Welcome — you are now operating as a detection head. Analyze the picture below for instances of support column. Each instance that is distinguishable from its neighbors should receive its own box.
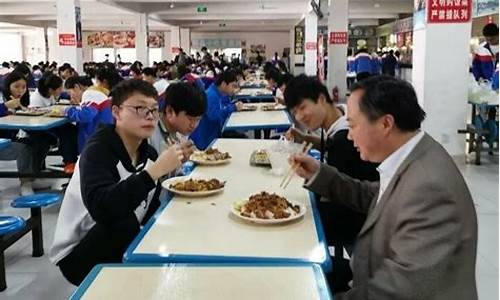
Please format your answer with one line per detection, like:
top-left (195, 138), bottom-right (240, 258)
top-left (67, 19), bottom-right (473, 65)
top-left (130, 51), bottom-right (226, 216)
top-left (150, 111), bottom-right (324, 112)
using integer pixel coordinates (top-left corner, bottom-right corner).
top-left (170, 26), bottom-right (181, 61)
top-left (161, 31), bottom-right (170, 61)
top-left (180, 27), bottom-right (191, 55)
top-left (56, 0), bottom-right (83, 72)
top-left (135, 13), bottom-right (149, 66)
top-left (327, 0), bottom-right (348, 99)
top-left (412, 4), bottom-right (472, 155)
top-left (304, 9), bottom-right (318, 76)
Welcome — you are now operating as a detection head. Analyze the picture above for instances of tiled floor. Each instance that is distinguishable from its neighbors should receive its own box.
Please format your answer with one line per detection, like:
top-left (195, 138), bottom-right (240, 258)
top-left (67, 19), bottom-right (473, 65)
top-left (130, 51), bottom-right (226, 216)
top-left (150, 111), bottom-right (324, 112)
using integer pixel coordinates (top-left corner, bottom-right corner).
top-left (0, 155), bottom-right (498, 299)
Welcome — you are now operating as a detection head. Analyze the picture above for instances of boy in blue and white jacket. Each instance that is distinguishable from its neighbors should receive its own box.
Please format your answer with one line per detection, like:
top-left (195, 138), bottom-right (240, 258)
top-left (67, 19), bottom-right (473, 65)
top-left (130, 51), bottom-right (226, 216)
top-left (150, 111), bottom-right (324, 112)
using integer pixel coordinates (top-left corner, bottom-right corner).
top-left (353, 49), bottom-right (372, 81)
top-left (472, 23), bottom-right (498, 81)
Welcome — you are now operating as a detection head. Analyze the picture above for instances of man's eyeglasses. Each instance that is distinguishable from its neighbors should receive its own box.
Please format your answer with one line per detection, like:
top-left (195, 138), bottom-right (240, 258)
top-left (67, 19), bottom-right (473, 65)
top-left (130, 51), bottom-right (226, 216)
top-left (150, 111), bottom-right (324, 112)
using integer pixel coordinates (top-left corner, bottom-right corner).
top-left (121, 105), bottom-right (159, 118)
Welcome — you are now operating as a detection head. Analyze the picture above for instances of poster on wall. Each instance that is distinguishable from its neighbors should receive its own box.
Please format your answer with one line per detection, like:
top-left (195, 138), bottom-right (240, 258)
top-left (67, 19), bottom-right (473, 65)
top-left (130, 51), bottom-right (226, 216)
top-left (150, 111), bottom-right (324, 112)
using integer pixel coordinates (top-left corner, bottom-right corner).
top-left (294, 26), bottom-right (304, 55)
top-left (317, 34), bottom-right (324, 82)
top-left (147, 32), bottom-right (165, 48)
top-left (75, 6), bottom-right (82, 48)
top-left (250, 44), bottom-right (266, 54)
top-left (87, 31), bottom-right (166, 48)
top-left (59, 34), bottom-right (76, 46)
top-left (473, 0), bottom-right (499, 17)
top-left (427, 0), bottom-right (472, 23)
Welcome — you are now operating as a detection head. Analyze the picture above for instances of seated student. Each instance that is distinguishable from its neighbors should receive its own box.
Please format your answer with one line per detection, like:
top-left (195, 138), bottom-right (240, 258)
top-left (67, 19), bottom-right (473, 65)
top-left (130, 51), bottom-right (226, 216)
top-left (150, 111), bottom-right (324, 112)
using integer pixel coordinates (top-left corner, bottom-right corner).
top-left (30, 72), bottom-right (79, 173)
top-left (142, 67), bottom-right (169, 102)
top-left (283, 74), bottom-right (379, 292)
top-left (0, 71), bottom-right (51, 195)
top-left (264, 67), bottom-right (280, 94)
top-left (150, 82), bottom-right (206, 157)
top-left (274, 73), bottom-right (292, 105)
top-left (64, 68), bottom-right (122, 153)
top-left (50, 79), bottom-right (185, 286)
top-left (189, 69), bottom-right (244, 149)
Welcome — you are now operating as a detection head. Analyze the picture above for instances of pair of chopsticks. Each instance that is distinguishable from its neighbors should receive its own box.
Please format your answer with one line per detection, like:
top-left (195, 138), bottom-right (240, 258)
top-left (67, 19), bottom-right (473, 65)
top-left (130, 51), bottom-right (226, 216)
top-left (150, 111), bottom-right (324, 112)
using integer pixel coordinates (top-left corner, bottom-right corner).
top-left (279, 141), bottom-right (313, 189)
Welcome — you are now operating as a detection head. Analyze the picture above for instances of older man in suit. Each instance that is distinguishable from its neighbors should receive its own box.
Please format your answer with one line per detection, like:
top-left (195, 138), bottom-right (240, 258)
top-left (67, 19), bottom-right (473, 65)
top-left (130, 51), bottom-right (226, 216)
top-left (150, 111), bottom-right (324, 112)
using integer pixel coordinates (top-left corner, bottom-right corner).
top-left (290, 75), bottom-right (477, 300)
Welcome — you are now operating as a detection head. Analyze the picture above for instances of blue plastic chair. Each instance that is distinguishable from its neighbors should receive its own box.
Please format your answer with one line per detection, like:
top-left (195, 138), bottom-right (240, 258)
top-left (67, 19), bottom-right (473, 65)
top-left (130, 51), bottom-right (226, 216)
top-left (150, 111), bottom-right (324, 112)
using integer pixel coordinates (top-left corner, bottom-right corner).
top-left (10, 193), bottom-right (61, 257)
top-left (0, 216), bottom-right (26, 291)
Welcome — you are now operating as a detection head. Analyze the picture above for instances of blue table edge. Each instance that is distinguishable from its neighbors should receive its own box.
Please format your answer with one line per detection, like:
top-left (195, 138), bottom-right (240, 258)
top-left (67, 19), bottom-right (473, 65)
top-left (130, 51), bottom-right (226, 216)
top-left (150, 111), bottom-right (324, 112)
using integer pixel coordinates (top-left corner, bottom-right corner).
top-left (0, 117), bottom-right (68, 131)
top-left (70, 262), bottom-right (333, 300)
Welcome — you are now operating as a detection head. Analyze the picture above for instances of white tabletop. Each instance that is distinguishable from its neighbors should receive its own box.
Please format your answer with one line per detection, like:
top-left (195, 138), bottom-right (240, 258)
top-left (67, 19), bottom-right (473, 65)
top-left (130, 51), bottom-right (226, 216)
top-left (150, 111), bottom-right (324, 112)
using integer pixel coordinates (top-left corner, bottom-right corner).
top-left (223, 103), bottom-right (291, 131)
top-left (125, 139), bottom-right (330, 269)
top-left (0, 115), bottom-right (67, 130)
top-left (71, 264), bottom-right (331, 300)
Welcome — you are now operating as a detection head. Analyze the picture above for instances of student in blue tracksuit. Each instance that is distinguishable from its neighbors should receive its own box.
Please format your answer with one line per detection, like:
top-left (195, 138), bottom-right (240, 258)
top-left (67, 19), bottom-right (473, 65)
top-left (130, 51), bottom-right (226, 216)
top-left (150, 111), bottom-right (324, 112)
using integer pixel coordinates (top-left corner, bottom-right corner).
top-left (189, 69), bottom-right (244, 149)
top-left (472, 23), bottom-right (498, 81)
top-left (353, 48), bottom-right (372, 82)
top-left (64, 68), bottom-right (123, 153)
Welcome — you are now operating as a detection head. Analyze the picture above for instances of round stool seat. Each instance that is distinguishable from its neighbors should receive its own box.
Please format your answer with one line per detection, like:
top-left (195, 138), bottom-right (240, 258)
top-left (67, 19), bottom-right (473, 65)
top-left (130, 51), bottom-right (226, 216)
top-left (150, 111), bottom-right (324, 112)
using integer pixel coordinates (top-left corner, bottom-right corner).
top-left (11, 193), bottom-right (61, 208)
top-left (0, 216), bottom-right (25, 235)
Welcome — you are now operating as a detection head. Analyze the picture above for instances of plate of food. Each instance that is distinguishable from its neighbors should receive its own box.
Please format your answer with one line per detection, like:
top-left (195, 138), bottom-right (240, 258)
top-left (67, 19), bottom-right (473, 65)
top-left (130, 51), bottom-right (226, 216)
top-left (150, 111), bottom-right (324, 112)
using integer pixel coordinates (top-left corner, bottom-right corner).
top-left (249, 149), bottom-right (271, 166)
top-left (240, 104), bottom-right (258, 111)
top-left (45, 107), bottom-right (67, 117)
top-left (231, 191), bottom-right (306, 224)
top-left (162, 176), bottom-right (226, 197)
top-left (190, 148), bottom-right (231, 165)
top-left (15, 109), bottom-right (47, 116)
top-left (261, 104), bottom-right (287, 111)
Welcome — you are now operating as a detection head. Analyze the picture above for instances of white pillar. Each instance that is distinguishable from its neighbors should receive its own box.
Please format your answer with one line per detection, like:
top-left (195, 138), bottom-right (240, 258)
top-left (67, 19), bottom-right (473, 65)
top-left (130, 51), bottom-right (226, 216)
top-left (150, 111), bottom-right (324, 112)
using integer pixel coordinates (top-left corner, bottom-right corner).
top-left (135, 13), bottom-right (149, 66)
top-left (327, 0), bottom-right (348, 98)
top-left (180, 27), bottom-right (191, 55)
top-left (412, 6), bottom-right (472, 155)
top-left (170, 26), bottom-right (180, 61)
top-left (304, 10), bottom-right (317, 76)
top-left (56, 0), bottom-right (83, 72)
top-left (161, 31), bottom-right (170, 61)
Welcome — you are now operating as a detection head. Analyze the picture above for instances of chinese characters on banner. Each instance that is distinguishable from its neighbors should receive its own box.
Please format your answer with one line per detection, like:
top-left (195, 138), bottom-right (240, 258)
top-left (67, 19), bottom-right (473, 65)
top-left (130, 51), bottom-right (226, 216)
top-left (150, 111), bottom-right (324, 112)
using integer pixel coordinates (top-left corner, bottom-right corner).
top-left (294, 26), bottom-right (304, 55)
top-left (59, 34), bottom-right (76, 46)
top-left (305, 42), bottom-right (317, 50)
top-left (427, 0), bottom-right (471, 23)
top-left (329, 32), bottom-right (348, 44)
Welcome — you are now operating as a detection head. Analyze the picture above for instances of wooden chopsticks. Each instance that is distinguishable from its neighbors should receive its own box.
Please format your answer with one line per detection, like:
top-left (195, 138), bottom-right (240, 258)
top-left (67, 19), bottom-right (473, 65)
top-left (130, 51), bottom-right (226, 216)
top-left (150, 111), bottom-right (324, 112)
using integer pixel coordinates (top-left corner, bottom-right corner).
top-left (280, 141), bottom-right (313, 189)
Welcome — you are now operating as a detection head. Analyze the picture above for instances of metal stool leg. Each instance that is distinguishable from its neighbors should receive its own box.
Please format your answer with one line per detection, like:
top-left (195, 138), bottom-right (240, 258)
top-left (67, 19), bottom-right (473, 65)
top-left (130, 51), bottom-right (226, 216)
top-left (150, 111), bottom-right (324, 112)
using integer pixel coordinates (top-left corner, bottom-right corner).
top-left (30, 208), bottom-right (43, 257)
top-left (0, 248), bottom-right (6, 291)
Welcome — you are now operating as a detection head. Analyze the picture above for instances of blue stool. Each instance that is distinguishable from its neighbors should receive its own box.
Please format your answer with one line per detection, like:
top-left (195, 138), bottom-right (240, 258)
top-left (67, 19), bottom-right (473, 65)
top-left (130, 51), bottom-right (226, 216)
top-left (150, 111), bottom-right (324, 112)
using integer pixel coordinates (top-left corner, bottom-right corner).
top-left (10, 193), bottom-right (61, 257)
top-left (0, 216), bottom-right (26, 291)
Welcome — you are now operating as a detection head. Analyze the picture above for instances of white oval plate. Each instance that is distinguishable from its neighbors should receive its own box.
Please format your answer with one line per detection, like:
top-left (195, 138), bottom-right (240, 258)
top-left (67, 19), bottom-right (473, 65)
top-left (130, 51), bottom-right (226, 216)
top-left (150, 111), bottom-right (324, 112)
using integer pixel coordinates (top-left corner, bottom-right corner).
top-left (230, 199), bottom-right (306, 224)
top-left (162, 176), bottom-right (225, 197)
top-left (189, 152), bottom-right (231, 165)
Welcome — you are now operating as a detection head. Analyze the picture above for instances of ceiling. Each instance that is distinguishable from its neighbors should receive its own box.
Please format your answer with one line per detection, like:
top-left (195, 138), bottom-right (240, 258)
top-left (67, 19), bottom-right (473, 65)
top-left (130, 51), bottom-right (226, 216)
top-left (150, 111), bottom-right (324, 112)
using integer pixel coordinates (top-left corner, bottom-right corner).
top-left (0, 0), bottom-right (413, 32)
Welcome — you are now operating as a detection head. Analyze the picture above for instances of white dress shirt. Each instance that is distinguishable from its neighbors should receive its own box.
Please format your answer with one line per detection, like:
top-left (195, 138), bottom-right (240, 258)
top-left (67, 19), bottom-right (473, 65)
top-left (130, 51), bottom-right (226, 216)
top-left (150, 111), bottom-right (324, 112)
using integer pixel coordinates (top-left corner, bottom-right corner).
top-left (376, 130), bottom-right (425, 204)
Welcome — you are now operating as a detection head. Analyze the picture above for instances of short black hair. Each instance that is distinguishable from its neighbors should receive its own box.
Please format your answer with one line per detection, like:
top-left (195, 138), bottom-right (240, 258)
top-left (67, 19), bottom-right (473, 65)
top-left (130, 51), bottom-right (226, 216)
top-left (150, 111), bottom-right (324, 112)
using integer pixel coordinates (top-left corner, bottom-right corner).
top-left (162, 82), bottom-right (206, 117)
top-left (37, 72), bottom-right (63, 98)
top-left (142, 67), bottom-right (156, 77)
top-left (64, 76), bottom-right (93, 89)
top-left (96, 67), bottom-right (123, 90)
top-left (483, 23), bottom-right (499, 37)
top-left (215, 69), bottom-right (238, 86)
top-left (111, 79), bottom-right (158, 107)
top-left (283, 74), bottom-right (332, 109)
top-left (349, 75), bottom-right (426, 131)
top-left (265, 67), bottom-right (280, 82)
top-left (2, 71), bottom-right (30, 107)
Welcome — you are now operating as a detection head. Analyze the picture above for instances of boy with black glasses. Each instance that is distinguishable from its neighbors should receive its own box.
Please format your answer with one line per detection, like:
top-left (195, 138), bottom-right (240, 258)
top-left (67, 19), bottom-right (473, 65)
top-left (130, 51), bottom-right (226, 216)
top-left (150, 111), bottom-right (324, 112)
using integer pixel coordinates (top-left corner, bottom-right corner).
top-left (50, 79), bottom-right (184, 285)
